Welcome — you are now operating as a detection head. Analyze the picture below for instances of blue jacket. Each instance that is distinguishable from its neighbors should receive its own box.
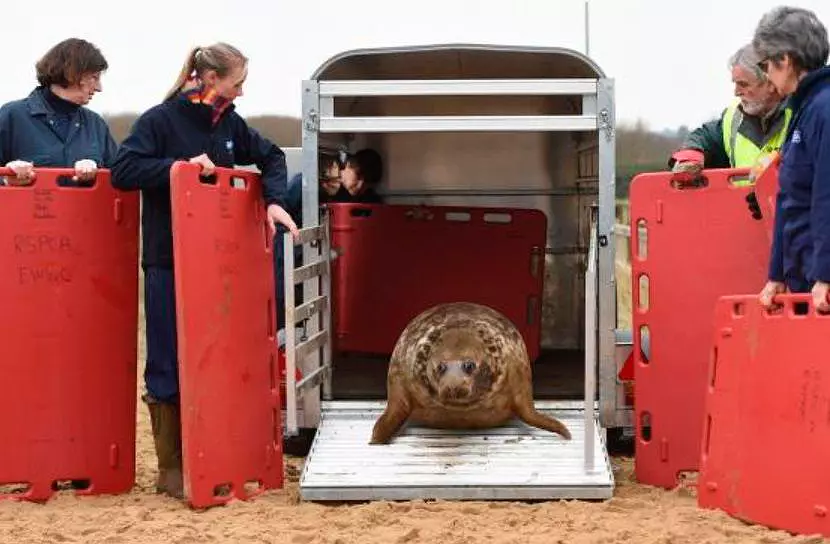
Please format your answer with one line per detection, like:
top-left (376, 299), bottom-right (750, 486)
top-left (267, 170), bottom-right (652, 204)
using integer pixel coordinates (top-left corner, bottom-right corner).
top-left (111, 96), bottom-right (288, 269)
top-left (0, 87), bottom-right (117, 169)
top-left (769, 66), bottom-right (830, 290)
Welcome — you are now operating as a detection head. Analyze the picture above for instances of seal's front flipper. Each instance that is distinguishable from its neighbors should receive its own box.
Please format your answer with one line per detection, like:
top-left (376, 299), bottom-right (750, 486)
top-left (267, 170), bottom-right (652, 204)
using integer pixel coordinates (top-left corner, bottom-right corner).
top-left (370, 396), bottom-right (411, 444)
top-left (513, 403), bottom-right (572, 440)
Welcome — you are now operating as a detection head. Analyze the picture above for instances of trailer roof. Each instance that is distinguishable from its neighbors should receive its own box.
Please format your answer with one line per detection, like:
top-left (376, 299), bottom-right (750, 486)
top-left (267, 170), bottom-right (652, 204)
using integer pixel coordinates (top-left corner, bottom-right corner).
top-left (310, 44), bottom-right (605, 80)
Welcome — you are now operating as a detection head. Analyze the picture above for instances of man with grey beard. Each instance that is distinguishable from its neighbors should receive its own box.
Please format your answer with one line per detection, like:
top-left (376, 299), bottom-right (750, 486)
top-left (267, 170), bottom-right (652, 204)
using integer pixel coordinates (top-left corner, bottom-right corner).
top-left (669, 43), bottom-right (790, 185)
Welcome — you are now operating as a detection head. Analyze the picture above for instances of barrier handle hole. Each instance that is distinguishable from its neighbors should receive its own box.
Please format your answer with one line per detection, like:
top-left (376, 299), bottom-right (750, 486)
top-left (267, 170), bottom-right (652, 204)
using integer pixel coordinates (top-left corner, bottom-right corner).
top-left (483, 212), bottom-right (512, 224)
top-left (638, 274), bottom-right (650, 312)
top-left (0, 482), bottom-right (32, 495)
top-left (56, 175), bottom-right (97, 188)
top-left (638, 325), bottom-right (650, 365)
top-left (199, 173), bottom-right (218, 185)
top-left (634, 219), bottom-right (648, 260)
top-left (639, 411), bottom-right (652, 443)
top-left (51, 479), bottom-right (89, 491)
top-left (244, 480), bottom-right (263, 495)
top-left (213, 483), bottom-right (233, 498)
top-left (350, 207), bottom-right (373, 218)
top-left (793, 301), bottom-right (811, 316)
top-left (230, 176), bottom-right (248, 190)
top-left (670, 173), bottom-right (709, 190)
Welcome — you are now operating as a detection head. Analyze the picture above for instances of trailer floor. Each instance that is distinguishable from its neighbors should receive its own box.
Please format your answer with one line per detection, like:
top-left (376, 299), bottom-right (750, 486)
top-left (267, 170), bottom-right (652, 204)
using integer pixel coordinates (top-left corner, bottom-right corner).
top-left (299, 400), bottom-right (613, 502)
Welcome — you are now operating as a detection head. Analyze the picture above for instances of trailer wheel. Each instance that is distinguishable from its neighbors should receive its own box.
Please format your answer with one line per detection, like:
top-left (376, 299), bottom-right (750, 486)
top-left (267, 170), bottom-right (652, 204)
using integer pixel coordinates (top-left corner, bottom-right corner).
top-left (606, 426), bottom-right (634, 456)
top-left (283, 428), bottom-right (317, 457)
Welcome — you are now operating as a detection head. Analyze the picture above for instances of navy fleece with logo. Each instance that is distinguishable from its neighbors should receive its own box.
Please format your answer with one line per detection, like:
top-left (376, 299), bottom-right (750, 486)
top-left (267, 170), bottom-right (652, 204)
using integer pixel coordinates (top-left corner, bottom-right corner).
top-left (769, 66), bottom-right (830, 292)
top-left (112, 96), bottom-right (288, 402)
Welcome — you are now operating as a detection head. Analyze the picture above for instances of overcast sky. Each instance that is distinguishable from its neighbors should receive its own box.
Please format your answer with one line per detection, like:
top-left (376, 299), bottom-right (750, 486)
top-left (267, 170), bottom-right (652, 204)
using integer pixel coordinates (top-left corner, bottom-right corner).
top-left (3, 0), bottom-right (829, 132)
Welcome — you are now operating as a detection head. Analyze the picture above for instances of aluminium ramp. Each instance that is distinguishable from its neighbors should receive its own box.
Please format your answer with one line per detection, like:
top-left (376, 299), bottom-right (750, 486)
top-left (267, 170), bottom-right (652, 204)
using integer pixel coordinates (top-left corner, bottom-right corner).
top-left (299, 400), bottom-right (614, 501)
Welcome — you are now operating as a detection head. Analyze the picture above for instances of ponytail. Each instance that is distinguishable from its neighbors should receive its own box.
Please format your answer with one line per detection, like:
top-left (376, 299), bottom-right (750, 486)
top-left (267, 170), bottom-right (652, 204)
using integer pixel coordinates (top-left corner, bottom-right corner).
top-left (163, 43), bottom-right (248, 102)
top-left (164, 46), bottom-right (201, 101)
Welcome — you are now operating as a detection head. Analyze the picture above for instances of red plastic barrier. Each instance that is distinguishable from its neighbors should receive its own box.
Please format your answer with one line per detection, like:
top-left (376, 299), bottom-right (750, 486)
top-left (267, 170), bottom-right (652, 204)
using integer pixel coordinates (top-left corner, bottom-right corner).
top-left (753, 159), bottom-right (779, 240)
top-left (0, 168), bottom-right (139, 501)
top-left (699, 294), bottom-right (830, 537)
top-left (170, 163), bottom-right (283, 508)
top-left (329, 203), bottom-right (546, 360)
top-left (630, 168), bottom-right (771, 489)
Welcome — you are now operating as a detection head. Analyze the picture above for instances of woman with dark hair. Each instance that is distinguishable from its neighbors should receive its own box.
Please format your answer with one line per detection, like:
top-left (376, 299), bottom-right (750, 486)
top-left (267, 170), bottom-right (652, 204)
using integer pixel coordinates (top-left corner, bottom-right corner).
top-left (754, 6), bottom-right (830, 312)
top-left (0, 38), bottom-right (116, 185)
top-left (111, 42), bottom-right (298, 499)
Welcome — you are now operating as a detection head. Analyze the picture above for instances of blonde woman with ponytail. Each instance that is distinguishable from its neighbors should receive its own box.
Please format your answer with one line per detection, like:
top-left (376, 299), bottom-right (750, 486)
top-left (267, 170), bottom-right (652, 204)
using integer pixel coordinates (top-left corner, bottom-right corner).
top-left (111, 42), bottom-right (298, 500)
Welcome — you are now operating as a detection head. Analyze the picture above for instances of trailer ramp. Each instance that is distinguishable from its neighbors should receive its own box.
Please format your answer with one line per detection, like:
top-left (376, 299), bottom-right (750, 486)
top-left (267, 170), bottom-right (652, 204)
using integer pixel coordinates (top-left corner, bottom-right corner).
top-left (299, 400), bottom-right (614, 501)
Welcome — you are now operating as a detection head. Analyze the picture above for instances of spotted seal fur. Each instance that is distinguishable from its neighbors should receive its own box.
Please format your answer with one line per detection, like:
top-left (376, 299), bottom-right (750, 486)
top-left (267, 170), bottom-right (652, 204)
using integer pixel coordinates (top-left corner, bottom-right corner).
top-left (370, 302), bottom-right (571, 444)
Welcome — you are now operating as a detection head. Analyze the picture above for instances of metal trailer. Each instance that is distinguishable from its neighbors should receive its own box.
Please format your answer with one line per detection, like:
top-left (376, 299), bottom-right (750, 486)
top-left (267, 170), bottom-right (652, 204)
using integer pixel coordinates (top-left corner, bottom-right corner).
top-left (282, 44), bottom-right (629, 501)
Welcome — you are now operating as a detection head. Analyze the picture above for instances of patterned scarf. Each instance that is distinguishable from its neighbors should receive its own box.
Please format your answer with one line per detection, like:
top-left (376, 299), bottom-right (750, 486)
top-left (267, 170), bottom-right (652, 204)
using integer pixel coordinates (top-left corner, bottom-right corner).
top-left (181, 79), bottom-right (232, 126)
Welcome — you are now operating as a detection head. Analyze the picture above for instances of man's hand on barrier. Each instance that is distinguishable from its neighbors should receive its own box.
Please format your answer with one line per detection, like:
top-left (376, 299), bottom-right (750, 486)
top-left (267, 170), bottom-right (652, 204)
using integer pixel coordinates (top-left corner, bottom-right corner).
top-left (670, 149), bottom-right (704, 175)
top-left (73, 159), bottom-right (98, 182)
top-left (267, 204), bottom-right (300, 241)
top-left (812, 281), bottom-right (830, 313)
top-left (672, 161), bottom-right (703, 176)
top-left (4, 160), bottom-right (36, 185)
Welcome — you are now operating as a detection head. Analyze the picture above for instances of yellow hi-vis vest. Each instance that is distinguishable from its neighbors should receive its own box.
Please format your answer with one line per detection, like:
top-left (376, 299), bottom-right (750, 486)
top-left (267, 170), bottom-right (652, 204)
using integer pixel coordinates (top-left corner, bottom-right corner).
top-left (722, 99), bottom-right (791, 186)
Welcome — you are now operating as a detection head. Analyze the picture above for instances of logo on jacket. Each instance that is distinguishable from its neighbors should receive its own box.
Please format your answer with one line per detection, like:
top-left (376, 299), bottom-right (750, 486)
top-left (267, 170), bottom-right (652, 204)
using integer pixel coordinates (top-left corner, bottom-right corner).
top-left (225, 140), bottom-right (234, 151)
top-left (792, 129), bottom-right (802, 144)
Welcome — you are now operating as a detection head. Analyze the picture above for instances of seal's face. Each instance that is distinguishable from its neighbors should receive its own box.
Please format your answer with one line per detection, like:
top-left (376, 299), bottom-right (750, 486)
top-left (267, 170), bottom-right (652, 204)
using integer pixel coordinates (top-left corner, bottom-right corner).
top-left (425, 329), bottom-right (495, 406)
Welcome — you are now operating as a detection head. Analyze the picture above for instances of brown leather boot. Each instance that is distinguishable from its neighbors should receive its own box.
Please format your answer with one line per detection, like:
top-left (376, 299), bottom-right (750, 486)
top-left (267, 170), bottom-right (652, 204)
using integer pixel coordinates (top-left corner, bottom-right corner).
top-left (145, 396), bottom-right (184, 499)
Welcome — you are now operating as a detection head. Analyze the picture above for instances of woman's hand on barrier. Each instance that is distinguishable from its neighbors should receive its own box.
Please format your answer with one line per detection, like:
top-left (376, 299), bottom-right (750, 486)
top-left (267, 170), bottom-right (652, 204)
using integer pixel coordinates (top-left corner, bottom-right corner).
top-left (759, 280), bottom-right (787, 310)
top-left (189, 153), bottom-right (216, 177)
top-left (812, 281), bottom-right (830, 313)
top-left (73, 159), bottom-right (98, 182)
top-left (267, 204), bottom-right (300, 240)
top-left (4, 160), bottom-right (36, 185)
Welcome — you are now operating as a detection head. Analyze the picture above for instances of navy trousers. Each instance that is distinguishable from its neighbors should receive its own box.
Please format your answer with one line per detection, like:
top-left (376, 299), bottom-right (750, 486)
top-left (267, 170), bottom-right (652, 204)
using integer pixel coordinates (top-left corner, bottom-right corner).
top-left (143, 267), bottom-right (179, 402)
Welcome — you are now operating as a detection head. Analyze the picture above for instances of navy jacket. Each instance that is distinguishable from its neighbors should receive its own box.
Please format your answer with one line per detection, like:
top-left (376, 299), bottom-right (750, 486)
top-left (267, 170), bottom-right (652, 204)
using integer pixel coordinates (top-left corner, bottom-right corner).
top-left (112, 96), bottom-right (288, 269)
top-left (0, 87), bottom-right (117, 169)
top-left (769, 66), bottom-right (830, 290)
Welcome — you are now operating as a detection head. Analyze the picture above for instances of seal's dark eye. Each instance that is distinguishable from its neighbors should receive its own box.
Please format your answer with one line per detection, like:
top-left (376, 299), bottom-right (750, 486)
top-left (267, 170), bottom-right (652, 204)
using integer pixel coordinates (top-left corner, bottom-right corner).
top-left (462, 360), bottom-right (476, 374)
top-left (437, 362), bottom-right (448, 374)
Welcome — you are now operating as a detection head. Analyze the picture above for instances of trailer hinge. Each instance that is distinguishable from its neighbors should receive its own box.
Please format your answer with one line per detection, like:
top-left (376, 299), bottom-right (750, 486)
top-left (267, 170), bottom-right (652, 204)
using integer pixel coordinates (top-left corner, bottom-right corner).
top-left (599, 108), bottom-right (614, 142)
top-left (305, 109), bottom-right (319, 133)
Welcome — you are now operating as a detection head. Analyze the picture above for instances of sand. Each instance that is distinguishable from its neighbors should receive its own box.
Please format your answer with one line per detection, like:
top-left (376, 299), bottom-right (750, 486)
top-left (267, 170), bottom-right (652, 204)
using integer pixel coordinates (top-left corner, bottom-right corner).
top-left (2, 263), bottom-right (826, 544)
top-left (1, 445), bottom-right (826, 544)
top-left (1, 383), bottom-right (827, 544)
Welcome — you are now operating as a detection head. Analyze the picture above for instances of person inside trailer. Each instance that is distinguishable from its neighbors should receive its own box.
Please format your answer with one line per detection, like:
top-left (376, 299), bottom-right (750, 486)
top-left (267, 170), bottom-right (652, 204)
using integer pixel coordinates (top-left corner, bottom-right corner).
top-left (753, 6), bottom-right (830, 313)
top-left (275, 148), bottom-right (384, 337)
top-left (333, 148), bottom-right (384, 204)
top-left (275, 153), bottom-right (343, 335)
